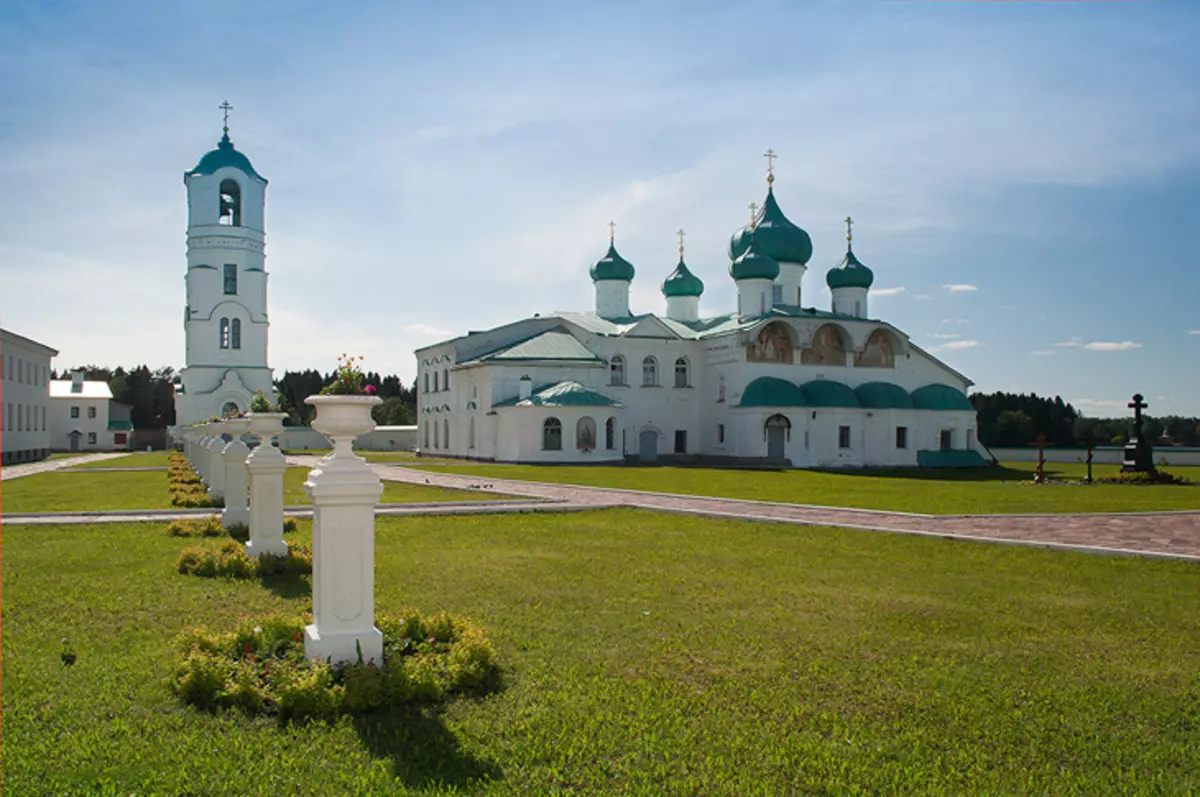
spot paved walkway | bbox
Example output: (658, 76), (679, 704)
(1, 452), (127, 480)
(356, 460), (1200, 561)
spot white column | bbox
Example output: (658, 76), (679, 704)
(207, 422), (227, 499)
(245, 413), (289, 558)
(221, 418), (251, 528)
(302, 395), (384, 666)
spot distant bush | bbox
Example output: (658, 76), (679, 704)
(167, 516), (225, 538)
(167, 455), (222, 507)
(171, 611), (499, 720)
(1096, 470), (1193, 486)
(177, 540), (312, 579)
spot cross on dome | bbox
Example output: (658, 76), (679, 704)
(607, 220), (616, 245)
(845, 215), (854, 250)
(748, 201), (759, 231)
(763, 148), (777, 186)
(219, 100), (234, 134)
(677, 228), (686, 258)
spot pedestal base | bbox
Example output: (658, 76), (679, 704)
(244, 537), (288, 558)
(221, 506), (250, 528)
(304, 623), (383, 667)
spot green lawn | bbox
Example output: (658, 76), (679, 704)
(3, 510), (1197, 794)
(283, 467), (507, 506)
(404, 460), (1200, 515)
(46, 452), (92, 461)
(69, 451), (176, 469)
(1, 470), (174, 513)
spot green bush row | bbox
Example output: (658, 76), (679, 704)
(1096, 470), (1193, 486)
(177, 540), (312, 579)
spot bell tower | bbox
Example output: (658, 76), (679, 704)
(174, 102), (277, 427)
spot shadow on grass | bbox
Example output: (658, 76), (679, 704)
(351, 704), (502, 789)
(258, 571), (311, 599)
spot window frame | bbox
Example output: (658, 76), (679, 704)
(673, 357), (689, 388)
(895, 426), (908, 450)
(609, 355), (626, 386)
(223, 264), (238, 295)
(542, 417), (563, 451)
(838, 425), (852, 449)
(641, 356), (658, 387)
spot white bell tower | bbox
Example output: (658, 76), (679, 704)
(174, 103), (277, 427)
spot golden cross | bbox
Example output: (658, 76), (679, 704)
(763, 148), (777, 185)
(749, 201), (759, 230)
(845, 215), (854, 248)
(607, 220), (616, 245)
(677, 228), (686, 258)
(219, 100), (234, 133)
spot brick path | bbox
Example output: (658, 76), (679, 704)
(358, 461), (1200, 561)
(1, 452), (126, 480)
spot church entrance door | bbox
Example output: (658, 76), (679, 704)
(68, 431), (81, 452)
(765, 414), (790, 462)
(638, 430), (658, 462)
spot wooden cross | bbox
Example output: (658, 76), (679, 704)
(677, 228), (686, 258)
(607, 220), (616, 245)
(1079, 429), (1097, 484)
(749, 201), (759, 230)
(763, 148), (777, 185)
(1028, 431), (1055, 484)
(219, 100), (234, 132)
(1128, 393), (1147, 424)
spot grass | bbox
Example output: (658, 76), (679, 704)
(70, 451), (176, 468)
(403, 460), (1200, 515)
(1, 470), (174, 513)
(282, 467), (507, 506)
(3, 509), (1198, 794)
(46, 452), (93, 461)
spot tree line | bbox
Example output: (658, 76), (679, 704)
(275, 370), (417, 427)
(970, 391), (1200, 448)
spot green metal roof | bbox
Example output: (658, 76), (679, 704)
(739, 377), (807, 407)
(826, 248), (874, 290)
(911, 383), (974, 411)
(493, 381), (623, 409)
(187, 133), (266, 182)
(729, 235), (780, 281)
(729, 188), (813, 265)
(661, 259), (704, 297)
(854, 381), (914, 409)
(917, 449), (989, 468)
(590, 244), (636, 282)
(472, 328), (600, 363)
(800, 379), (860, 407)
(107, 420), (134, 431)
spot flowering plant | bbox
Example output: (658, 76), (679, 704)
(249, 389), (277, 413)
(320, 354), (374, 396)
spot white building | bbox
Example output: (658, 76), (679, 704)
(1, 328), (58, 465)
(414, 171), (988, 468)
(173, 117), (276, 427)
(49, 372), (119, 452)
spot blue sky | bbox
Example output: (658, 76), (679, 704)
(1, 0), (1197, 416)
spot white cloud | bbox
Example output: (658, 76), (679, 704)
(942, 284), (978, 292)
(942, 340), (981, 350)
(1083, 341), (1142, 351)
(1189, 330), (1200, 336)
(1053, 338), (1084, 348)
(872, 287), (905, 296)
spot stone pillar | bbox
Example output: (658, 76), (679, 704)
(207, 422), (227, 500)
(245, 413), (289, 558)
(302, 394), (384, 666)
(221, 418), (251, 528)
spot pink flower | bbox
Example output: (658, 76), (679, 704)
(364, 384), (377, 395)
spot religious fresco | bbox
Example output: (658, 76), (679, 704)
(855, 329), (895, 368)
(800, 324), (847, 366)
(747, 321), (794, 364)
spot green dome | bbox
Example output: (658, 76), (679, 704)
(662, 259), (704, 297)
(729, 235), (780, 281)
(911, 383), (974, 411)
(826, 248), (874, 290)
(800, 379), (860, 408)
(739, 377), (807, 407)
(729, 189), (813, 265)
(188, 133), (266, 181)
(590, 244), (636, 282)
(854, 382), (914, 409)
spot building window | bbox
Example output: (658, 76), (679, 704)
(433, 372), (438, 392)
(17, 404), (22, 431)
(231, 318), (242, 350)
(219, 179), (242, 226)
(610, 355), (625, 386)
(87, 406), (97, 419)
(423, 421), (429, 448)
(674, 358), (688, 388)
(674, 430), (687, 454)
(772, 284), (782, 305)
(42, 406), (46, 429)
(895, 426), (908, 449)
(71, 406), (80, 419)
(468, 417), (476, 449)
(115, 433), (127, 445)
(717, 424), (725, 444)
(433, 421), (439, 448)
(423, 372), (429, 393)
(87, 432), (97, 445)
(223, 264), (238, 295)
(605, 417), (616, 450)
(576, 416), (596, 451)
(443, 419), (450, 450)
(641, 356), (657, 387)
(838, 425), (851, 449)
(222, 401), (239, 416)
(940, 430), (953, 450)
(543, 417), (562, 450)
(219, 318), (230, 349)
(443, 369), (449, 390)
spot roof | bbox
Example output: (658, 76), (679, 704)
(662, 259), (704, 297)
(826, 248), (874, 290)
(0, 328), (59, 357)
(799, 379), (860, 407)
(463, 328), (600, 364)
(107, 420), (134, 431)
(590, 244), (635, 282)
(855, 381), (914, 409)
(729, 235), (780, 281)
(739, 378), (963, 411)
(493, 381), (623, 409)
(740, 377), (807, 407)
(187, 132), (266, 182)
(729, 188), (813, 265)
(911, 383), (974, 411)
(49, 380), (112, 399)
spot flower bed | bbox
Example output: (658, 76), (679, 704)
(172, 611), (499, 720)
(177, 540), (312, 579)
(168, 452), (223, 508)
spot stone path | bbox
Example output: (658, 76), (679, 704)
(1, 452), (127, 480)
(356, 460), (1200, 561)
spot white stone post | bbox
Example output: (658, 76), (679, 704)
(245, 412), (289, 558)
(207, 421), (227, 500)
(221, 418), (251, 528)
(302, 394), (384, 666)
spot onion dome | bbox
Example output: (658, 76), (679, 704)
(590, 244), (636, 282)
(188, 132), (265, 181)
(662, 259), (704, 297)
(729, 189), (813, 265)
(729, 234), (780, 281)
(826, 248), (874, 290)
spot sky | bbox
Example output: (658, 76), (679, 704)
(0, 0), (1197, 416)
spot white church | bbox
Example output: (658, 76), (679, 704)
(173, 113), (277, 427)
(416, 163), (989, 468)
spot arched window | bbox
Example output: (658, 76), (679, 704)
(468, 417), (476, 449)
(543, 417), (562, 450)
(433, 420), (439, 448)
(641, 356), (657, 387)
(605, 417), (616, 450)
(610, 355), (625, 386)
(443, 419), (450, 450)
(219, 179), (241, 226)
(231, 318), (242, 350)
(433, 372), (439, 392)
(423, 421), (429, 448)
(674, 357), (688, 388)
(219, 318), (230, 349)
(576, 417), (596, 451)
(443, 369), (449, 390)
(424, 372), (429, 393)
(222, 401), (239, 417)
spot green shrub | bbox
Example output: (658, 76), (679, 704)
(276, 660), (340, 720)
(1096, 470), (1193, 486)
(167, 516), (225, 538)
(173, 650), (232, 711)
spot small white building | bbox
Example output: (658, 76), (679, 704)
(414, 171), (988, 468)
(49, 373), (117, 453)
(1, 328), (58, 465)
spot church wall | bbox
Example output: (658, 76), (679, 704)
(186, 169), (266, 231)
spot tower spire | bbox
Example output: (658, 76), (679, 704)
(607, 220), (616, 246)
(749, 201), (759, 231)
(219, 100), (234, 137)
(677, 228), (686, 259)
(763, 148), (776, 188)
(845, 215), (854, 251)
